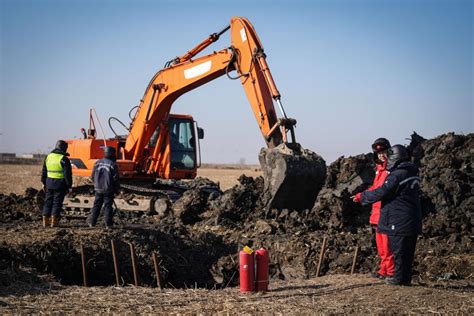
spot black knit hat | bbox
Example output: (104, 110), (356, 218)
(371, 138), (391, 164)
(104, 146), (116, 160)
(371, 138), (391, 153)
(55, 140), (68, 153)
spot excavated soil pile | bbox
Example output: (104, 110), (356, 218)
(178, 132), (473, 285)
(408, 132), (473, 281)
(0, 188), (40, 223)
(0, 132), (472, 289)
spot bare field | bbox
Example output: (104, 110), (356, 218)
(0, 164), (261, 194)
(0, 164), (42, 194)
(197, 167), (261, 190)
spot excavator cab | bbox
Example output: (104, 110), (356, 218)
(169, 116), (199, 170)
(148, 114), (204, 180)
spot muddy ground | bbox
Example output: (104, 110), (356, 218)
(0, 132), (473, 313)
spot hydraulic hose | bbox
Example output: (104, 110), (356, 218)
(128, 105), (138, 120)
(108, 116), (130, 137)
(225, 48), (254, 80)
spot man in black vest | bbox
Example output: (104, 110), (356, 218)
(86, 146), (120, 229)
(41, 140), (73, 227)
(359, 145), (422, 285)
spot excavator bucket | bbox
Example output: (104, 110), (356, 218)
(259, 143), (326, 211)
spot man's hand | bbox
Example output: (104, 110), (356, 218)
(351, 193), (361, 203)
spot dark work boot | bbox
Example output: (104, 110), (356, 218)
(86, 214), (97, 228)
(371, 272), (386, 280)
(385, 277), (402, 286)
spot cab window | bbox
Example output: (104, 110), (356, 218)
(169, 118), (196, 169)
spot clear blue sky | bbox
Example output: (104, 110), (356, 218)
(1, 0), (472, 164)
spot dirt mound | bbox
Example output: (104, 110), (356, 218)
(0, 188), (40, 223)
(173, 189), (213, 225)
(1, 132), (472, 289)
(310, 153), (375, 232)
(405, 132), (473, 281)
(203, 132), (473, 283)
(208, 175), (266, 227)
(414, 132), (472, 214)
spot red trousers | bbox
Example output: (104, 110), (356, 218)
(376, 230), (394, 276)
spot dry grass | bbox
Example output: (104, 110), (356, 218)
(1, 275), (472, 314)
(0, 164), (42, 195)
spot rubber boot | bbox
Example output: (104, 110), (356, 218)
(42, 216), (50, 228)
(51, 216), (59, 228)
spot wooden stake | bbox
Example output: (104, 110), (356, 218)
(128, 242), (140, 286)
(111, 239), (121, 287)
(80, 243), (88, 287)
(152, 251), (162, 290)
(316, 236), (328, 277)
(351, 245), (359, 275)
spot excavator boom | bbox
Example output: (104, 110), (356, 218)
(124, 17), (295, 172)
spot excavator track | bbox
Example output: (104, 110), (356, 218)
(60, 179), (220, 219)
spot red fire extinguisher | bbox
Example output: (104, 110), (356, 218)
(255, 248), (269, 292)
(239, 247), (254, 293)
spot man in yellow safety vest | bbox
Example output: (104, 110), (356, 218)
(41, 140), (73, 227)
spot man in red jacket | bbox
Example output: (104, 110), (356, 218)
(353, 138), (394, 279)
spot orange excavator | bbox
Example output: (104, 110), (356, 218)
(63, 17), (325, 215)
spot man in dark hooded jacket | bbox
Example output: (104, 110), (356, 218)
(41, 140), (73, 227)
(86, 146), (120, 228)
(359, 145), (422, 285)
